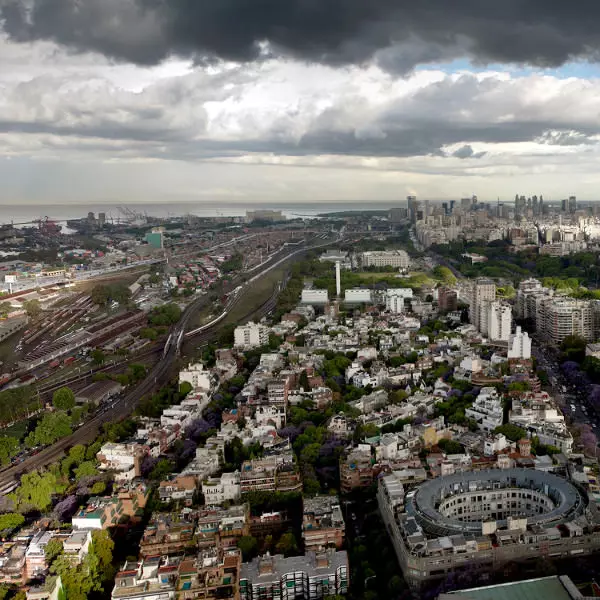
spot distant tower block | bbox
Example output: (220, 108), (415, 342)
(335, 261), (341, 297)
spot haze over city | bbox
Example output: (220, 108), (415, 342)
(2, 2), (600, 204)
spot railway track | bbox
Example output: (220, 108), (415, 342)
(0, 236), (338, 489)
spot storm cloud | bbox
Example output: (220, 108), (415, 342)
(3, 0), (600, 72)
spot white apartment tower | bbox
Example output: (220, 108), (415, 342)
(335, 261), (341, 297)
(487, 301), (512, 342)
(508, 326), (532, 360)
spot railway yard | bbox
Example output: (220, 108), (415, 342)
(0, 214), (340, 490)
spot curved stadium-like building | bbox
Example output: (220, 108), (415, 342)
(405, 468), (587, 537)
(378, 468), (600, 590)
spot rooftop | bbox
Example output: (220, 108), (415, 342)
(439, 575), (582, 600)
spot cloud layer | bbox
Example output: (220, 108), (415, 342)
(3, 0), (600, 72)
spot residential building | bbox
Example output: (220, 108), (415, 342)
(302, 496), (346, 552)
(469, 278), (496, 333)
(508, 326), (532, 359)
(437, 287), (458, 312)
(139, 512), (197, 558)
(486, 301), (512, 342)
(112, 556), (178, 600)
(158, 475), (197, 505)
(239, 550), (349, 600)
(62, 530), (92, 565)
(465, 387), (503, 432)
(179, 363), (213, 392)
(26, 576), (64, 600)
(202, 472), (241, 505)
(240, 453), (302, 494)
(96, 443), (146, 481)
(234, 322), (269, 349)
(339, 446), (377, 493)
(176, 547), (241, 600)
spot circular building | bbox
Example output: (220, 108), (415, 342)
(405, 468), (586, 537)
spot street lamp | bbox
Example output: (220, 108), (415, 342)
(364, 575), (377, 589)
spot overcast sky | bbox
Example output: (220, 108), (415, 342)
(2, 1), (600, 205)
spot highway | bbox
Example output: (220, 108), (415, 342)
(0, 233), (340, 491)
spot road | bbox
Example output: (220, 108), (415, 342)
(0, 234), (340, 491)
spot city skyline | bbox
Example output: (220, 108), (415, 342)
(3, 3), (600, 203)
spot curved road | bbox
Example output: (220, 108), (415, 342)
(0, 234), (341, 490)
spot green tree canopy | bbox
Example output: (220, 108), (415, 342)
(0, 513), (24, 531)
(494, 423), (527, 443)
(26, 412), (72, 447)
(52, 387), (76, 411)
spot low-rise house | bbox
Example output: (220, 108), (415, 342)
(112, 556), (178, 600)
(159, 476), (197, 506)
(26, 576), (64, 600)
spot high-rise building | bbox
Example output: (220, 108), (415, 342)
(508, 326), (532, 359)
(389, 207), (408, 223)
(486, 301), (512, 342)
(437, 287), (458, 312)
(407, 196), (417, 222)
(469, 278), (496, 332)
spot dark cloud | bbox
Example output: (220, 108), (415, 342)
(3, 1), (600, 71)
(451, 144), (487, 159)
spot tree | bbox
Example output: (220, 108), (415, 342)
(139, 328), (158, 341)
(12, 470), (64, 512)
(275, 532), (298, 557)
(237, 536), (259, 561)
(299, 370), (310, 392)
(149, 458), (172, 481)
(494, 423), (527, 443)
(91, 481), (106, 495)
(129, 363), (146, 382)
(0, 301), (11, 317)
(0, 513), (24, 531)
(23, 299), (42, 318)
(179, 381), (193, 396)
(52, 387), (76, 411)
(44, 539), (64, 566)
(26, 412), (72, 447)
(90, 349), (105, 365)
(0, 436), (19, 466)
(90, 529), (115, 583)
(74, 461), (98, 480)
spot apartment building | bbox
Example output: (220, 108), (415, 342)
(240, 453), (302, 494)
(465, 387), (503, 432)
(202, 472), (241, 505)
(302, 496), (346, 552)
(339, 446), (378, 494)
(96, 443), (146, 481)
(469, 278), (496, 333)
(234, 322), (269, 349)
(239, 550), (349, 600)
